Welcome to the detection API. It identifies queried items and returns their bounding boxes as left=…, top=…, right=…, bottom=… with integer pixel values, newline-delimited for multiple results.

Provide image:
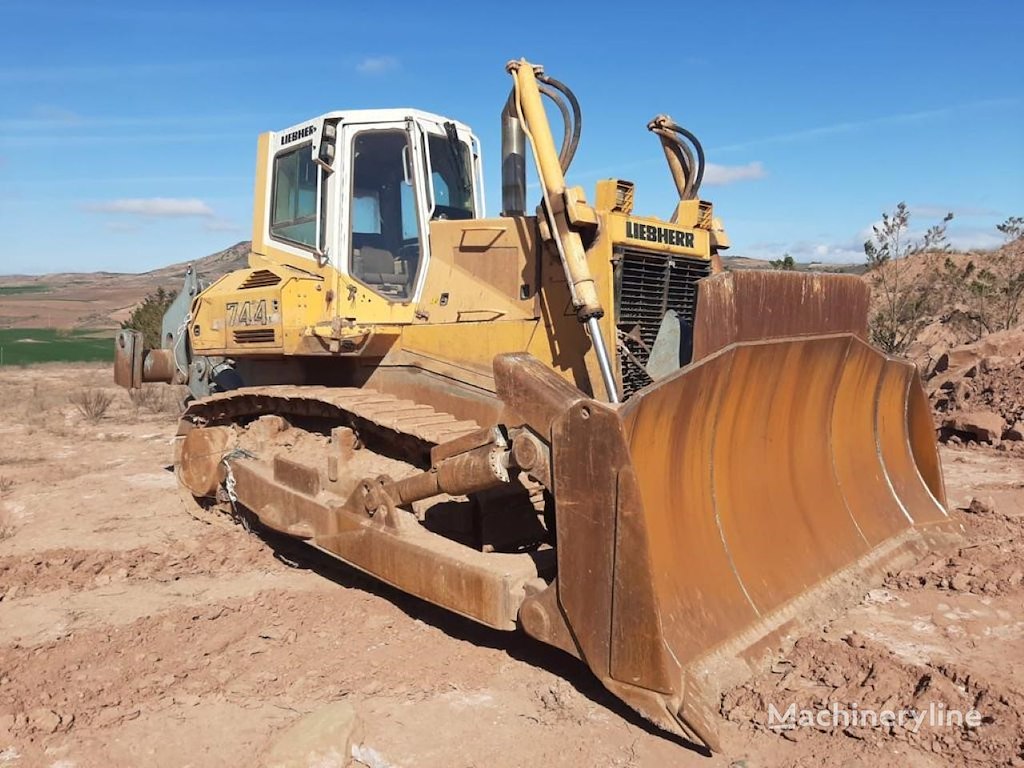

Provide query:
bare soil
left=1, top=364, right=1023, bottom=767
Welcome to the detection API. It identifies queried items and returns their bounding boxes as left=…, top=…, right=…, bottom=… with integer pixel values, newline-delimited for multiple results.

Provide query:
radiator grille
left=614, top=247, right=711, bottom=399
left=233, top=328, right=276, bottom=344
left=239, top=269, right=281, bottom=289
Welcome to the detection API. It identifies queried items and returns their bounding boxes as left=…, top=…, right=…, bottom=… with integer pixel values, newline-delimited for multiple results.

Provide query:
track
left=177, top=385, right=483, bottom=468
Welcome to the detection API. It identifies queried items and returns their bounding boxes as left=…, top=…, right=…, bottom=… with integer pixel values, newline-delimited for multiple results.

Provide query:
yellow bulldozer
left=114, top=60, right=954, bottom=750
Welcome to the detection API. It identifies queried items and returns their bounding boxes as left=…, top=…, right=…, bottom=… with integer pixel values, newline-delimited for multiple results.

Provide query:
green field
left=0, top=284, right=50, bottom=296
left=0, top=328, right=113, bottom=365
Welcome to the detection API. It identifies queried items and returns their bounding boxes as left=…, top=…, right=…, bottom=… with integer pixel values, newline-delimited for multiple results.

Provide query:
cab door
left=337, top=119, right=432, bottom=307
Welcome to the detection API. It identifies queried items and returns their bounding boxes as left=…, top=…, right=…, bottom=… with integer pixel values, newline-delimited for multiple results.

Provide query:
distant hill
left=0, top=242, right=252, bottom=330
left=147, top=241, right=252, bottom=284
left=0, top=240, right=866, bottom=331
left=721, top=254, right=865, bottom=275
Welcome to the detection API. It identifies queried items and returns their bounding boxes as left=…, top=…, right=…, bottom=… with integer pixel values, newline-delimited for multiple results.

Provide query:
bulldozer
left=114, top=60, right=954, bottom=750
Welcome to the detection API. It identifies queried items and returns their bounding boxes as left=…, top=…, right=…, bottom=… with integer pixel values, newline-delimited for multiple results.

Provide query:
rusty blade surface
left=613, top=333, right=952, bottom=743
left=691, top=270, right=870, bottom=361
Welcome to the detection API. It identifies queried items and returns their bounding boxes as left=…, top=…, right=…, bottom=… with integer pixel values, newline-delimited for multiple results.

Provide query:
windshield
left=427, top=132, right=474, bottom=220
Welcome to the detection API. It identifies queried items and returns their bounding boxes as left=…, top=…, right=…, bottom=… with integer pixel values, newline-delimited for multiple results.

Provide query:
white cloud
left=948, top=229, right=1005, bottom=252
left=355, top=56, right=399, bottom=75
left=710, top=98, right=1017, bottom=154
left=744, top=238, right=864, bottom=265
left=702, top=161, right=766, bottom=186
left=83, top=197, right=215, bottom=217
left=911, top=203, right=1000, bottom=219
left=203, top=218, right=242, bottom=232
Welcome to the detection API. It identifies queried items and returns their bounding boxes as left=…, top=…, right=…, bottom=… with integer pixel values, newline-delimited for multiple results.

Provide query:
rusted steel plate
left=875, top=362, right=948, bottom=525
left=830, top=340, right=914, bottom=546
left=691, top=271, right=870, bottom=361
left=224, top=458, right=542, bottom=631
left=907, top=373, right=947, bottom=508
left=609, top=332, right=953, bottom=747
left=113, top=330, right=143, bottom=390
left=618, top=348, right=757, bottom=666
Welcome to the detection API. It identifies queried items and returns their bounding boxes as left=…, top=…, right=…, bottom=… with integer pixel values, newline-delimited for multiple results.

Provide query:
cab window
left=427, top=134, right=474, bottom=219
left=349, top=130, right=422, bottom=300
left=270, top=144, right=319, bottom=248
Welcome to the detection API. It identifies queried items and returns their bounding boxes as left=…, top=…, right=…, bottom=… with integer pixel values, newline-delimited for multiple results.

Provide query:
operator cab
left=265, top=110, right=485, bottom=302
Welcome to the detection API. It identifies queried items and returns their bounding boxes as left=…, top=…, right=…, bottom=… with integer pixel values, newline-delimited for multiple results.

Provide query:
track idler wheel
left=177, top=426, right=235, bottom=498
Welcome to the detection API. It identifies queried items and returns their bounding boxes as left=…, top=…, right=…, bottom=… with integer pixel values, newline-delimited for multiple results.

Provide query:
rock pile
left=917, top=328, right=1024, bottom=448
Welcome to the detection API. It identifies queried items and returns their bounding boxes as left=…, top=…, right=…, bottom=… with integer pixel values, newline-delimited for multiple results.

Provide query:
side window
left=349, top=130, right=423, bottom=300
left=426, top=134, right=474, bottom=220
left=431, top=172, right=450, bottom=207
left=270, top=145, right=318, bottom=248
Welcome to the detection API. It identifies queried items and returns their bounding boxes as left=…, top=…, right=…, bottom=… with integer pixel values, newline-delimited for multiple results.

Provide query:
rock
left=0, top=713, right=15, bottom=739
left=966, top=498, right=993, bottom=515
left=261, top=700, right=361, bottom=768
left=28, top=707, right=61, bottom=734
left=943, top=410, right=1005, bottom=444
left=1004, top=422, right=1024, bottom=442
left=950, top=574, right=972, bottom=592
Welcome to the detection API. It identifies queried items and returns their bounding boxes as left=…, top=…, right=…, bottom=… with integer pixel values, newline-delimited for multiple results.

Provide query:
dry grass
left=0, top=476, right=12, bottom=494
left=129, top=385, right=179, bottom=415
left=69, top=388, right=114, bottom=423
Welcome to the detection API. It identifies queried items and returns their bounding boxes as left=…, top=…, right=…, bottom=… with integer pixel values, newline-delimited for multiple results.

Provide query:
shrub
left=863, top=203, right=952, bottom=354
left=122, top=287, right=177, bottom=349
left=997, top=216, right=1023, bottom=243
left=130, top=385, right=177, bottom=414
left=770, top=253, right=796, bottom=270
left=70, top=388, right=114, bottom=423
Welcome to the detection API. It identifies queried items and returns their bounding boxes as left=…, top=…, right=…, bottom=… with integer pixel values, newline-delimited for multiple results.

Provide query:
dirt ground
left=1, top=364, right=1023, bottom=768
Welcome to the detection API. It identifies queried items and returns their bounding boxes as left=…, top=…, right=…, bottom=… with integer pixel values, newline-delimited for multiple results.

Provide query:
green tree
left=769, top=253, right=796, bottom=270
left=863, top=203, right=953, bottom=354
left=122, top=287, right=177, bottom=348
left=939, top=253, right=1024, bottom=339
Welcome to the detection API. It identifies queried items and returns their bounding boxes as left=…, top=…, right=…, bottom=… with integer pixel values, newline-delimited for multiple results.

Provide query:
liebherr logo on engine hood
left=625, top=220, right=695, bottom=248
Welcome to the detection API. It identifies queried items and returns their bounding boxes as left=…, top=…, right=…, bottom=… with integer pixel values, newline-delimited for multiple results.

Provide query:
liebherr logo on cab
left=625, top=220, right=695, bottom=248
left=280, top=125, right=317, bottom=145
left=226, top=300, right=268, bottom=326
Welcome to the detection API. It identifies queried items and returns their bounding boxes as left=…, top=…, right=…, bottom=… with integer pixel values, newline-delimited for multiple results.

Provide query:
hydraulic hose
left=648, top=115, right=706, bottom=200
left=537, top=73, right=582, bottom=172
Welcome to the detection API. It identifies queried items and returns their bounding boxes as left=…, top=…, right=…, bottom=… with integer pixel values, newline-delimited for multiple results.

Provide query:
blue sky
left=1, top=0, right=1021, bottom=274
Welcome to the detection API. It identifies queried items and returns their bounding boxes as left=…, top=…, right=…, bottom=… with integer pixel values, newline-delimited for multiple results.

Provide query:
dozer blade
left=504, top=272, right=957, bottom=751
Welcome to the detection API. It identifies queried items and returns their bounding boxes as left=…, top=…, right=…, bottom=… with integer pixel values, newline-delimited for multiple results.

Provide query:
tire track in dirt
left=0, top=528, right=276, bottom=600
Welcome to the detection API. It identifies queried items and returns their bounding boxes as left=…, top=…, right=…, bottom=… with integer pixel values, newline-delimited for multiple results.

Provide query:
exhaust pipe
left=500, top=91, right=526, bottom=217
